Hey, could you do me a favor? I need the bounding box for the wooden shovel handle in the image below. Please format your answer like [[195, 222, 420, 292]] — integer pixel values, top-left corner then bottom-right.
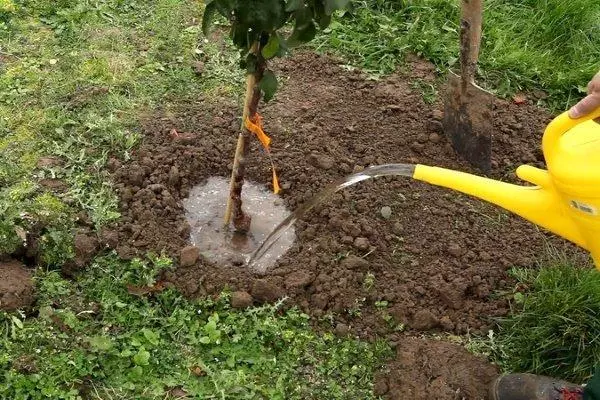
[[459, 0, 483, 84]]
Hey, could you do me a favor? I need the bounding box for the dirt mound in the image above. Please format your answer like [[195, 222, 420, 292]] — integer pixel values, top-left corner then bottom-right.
[[376, 337, 498, 399], [0, 260, 35, 311], [111, 51, 574, 334], [108, 51, 581, 399]]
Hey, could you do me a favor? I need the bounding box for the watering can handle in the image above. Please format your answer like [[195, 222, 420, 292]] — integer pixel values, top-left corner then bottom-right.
[[542, 107, 600, 161]]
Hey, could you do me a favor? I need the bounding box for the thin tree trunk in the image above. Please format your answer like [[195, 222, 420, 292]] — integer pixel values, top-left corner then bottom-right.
[[224, 43, 266, 233]]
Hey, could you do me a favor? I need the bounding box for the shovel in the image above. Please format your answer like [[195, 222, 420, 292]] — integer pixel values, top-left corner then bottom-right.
[[443, 0, 493, 172]]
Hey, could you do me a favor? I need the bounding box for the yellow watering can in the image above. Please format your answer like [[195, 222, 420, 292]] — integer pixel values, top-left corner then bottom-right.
[[413, 108, 600, 268]]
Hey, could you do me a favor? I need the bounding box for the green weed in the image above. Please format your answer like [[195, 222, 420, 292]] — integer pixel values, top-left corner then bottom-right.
[[1, 254, 390, 399], [0, 0, 241, 264]]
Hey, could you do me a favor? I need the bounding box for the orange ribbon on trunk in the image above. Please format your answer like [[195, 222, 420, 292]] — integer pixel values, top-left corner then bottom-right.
[[244, 113, 281, 194]]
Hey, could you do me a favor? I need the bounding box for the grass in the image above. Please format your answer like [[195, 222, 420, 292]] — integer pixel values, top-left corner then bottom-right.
[[1, 253, 390, 399], [3, 0, 600, 396], [0, 2, 392, 398], [474, 261, 600, 383], [0, 0, 241, 265], [315, 0, 600, 110]]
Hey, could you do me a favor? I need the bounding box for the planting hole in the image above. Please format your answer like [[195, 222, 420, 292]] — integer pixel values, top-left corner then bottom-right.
[[183, 176, 295, 271]]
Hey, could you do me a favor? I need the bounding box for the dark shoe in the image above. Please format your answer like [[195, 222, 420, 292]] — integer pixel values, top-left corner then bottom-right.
[[489, 373, 584, 400]]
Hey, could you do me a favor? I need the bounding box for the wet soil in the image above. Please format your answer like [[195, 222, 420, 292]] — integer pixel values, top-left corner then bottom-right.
[[109, 51, 582, 399]]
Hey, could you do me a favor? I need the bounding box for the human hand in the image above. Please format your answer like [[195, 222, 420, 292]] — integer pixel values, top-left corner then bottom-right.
[[569, 70, 600, 119]]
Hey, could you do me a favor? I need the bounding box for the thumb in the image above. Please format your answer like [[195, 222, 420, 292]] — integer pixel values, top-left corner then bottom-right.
[[569, 94, 600, 119]]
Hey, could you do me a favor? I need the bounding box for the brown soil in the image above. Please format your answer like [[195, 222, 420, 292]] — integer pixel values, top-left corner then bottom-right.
[[109, 52, 581, 399], [376, 337, 498, 399], [0, 260, 35, 311]]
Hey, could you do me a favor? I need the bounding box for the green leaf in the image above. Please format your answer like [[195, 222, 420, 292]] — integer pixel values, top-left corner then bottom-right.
[[11, 316, 23, 329], [142, 328, 160, 346], [133, 348, 150, 366], [324, 0, 350, 15], [287, 20, 317, 47], [261, 34, 280, 59], [202, 1, 218, 36], [259, 70, 278, 102], [285, 0, 304, 12], [199, 336, 211, 344], [89, 336, 113, 351]]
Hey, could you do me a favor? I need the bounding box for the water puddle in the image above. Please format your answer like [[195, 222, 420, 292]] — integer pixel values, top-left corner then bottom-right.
[[183, 176, 295, 272]]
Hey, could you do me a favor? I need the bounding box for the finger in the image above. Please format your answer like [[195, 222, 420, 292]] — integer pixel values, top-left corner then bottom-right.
[[569, 94, 600, 119], [589, 80, 599, 95]]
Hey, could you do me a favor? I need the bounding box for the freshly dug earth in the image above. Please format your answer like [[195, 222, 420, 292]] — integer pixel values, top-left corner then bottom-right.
[[375, 337, 498, 399], [109, 52, 579, 399], [0, 260, 35, 311]]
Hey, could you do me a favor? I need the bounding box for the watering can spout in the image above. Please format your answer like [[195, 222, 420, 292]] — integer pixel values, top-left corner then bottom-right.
[[412, 164, 587, 250], [411, 107, 600, 268]]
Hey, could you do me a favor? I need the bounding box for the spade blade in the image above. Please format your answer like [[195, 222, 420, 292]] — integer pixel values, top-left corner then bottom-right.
[[443, 71, 494, 173]]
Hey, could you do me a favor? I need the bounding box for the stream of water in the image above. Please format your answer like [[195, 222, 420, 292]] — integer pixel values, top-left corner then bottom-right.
[[247, 163, 416, 270]]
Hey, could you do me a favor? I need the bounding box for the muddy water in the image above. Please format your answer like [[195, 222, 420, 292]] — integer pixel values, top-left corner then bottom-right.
[[249, 164, 416, 269], [183, 177, 295, 272]]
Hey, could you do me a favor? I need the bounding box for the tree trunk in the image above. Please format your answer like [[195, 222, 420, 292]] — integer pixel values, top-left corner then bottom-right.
[[224, 43, 266, 233]]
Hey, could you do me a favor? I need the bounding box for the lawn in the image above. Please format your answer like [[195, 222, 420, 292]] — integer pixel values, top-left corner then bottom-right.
[[2, 0, 600, 398]]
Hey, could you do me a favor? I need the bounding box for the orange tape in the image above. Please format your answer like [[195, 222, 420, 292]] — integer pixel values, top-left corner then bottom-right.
[[245, 113, 271, 150], [244, 113, 281, 194]]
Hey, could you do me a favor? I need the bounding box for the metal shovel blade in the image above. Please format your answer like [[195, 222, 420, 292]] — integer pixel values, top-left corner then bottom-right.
[[443, 70, 493, 172]]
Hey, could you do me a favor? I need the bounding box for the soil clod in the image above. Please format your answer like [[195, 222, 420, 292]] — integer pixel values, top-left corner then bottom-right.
[[231, 291, 254, 309], [180, 246, 200, 267], [0, 260, 35, 311]]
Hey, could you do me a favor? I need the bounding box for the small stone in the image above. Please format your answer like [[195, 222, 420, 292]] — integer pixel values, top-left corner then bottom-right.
[[447, 243, 464, 257], [334, 323, 349, 336], [411, 309, 439, 330], [251, 279, 284, 303], [353, 237, 370, 251], [428, 132, 441, 143], [180, 246, 200, 267], [380, 206, 392, 220], [231, 291, 253, 309], [340, 255, 369, 270], [431, 109, 444, 120], [392, 222, 404, 235]]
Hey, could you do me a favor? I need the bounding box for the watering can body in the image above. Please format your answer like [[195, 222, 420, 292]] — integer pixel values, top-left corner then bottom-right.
[[413, 108, 600, 268]]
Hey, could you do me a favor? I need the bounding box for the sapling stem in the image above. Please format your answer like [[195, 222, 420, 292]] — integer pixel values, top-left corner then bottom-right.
[[224, 42, 266, 233]]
